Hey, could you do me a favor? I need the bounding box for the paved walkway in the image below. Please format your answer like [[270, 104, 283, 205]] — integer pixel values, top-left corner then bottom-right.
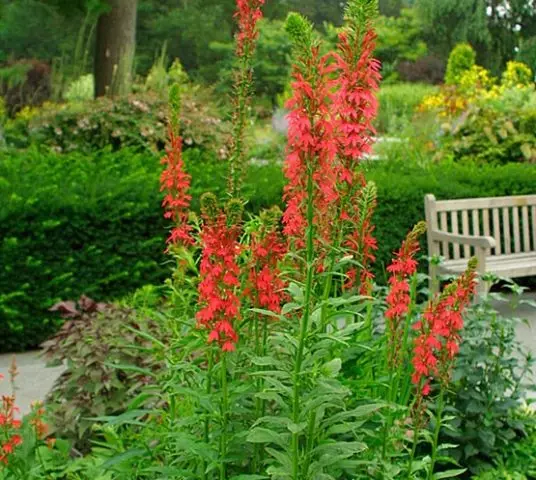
[[0, 351, 64, 414], [1, 293, 536, 414]]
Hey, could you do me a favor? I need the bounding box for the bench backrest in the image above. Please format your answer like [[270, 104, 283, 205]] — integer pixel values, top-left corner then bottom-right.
[[425, 194, 536, 260]]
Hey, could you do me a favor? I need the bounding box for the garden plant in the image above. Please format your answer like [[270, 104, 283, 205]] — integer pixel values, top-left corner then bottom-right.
[[1, 0, 535, 479]]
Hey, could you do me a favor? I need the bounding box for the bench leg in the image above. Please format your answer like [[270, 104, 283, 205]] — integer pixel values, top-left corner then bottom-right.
[[429, 262, 439, 296]]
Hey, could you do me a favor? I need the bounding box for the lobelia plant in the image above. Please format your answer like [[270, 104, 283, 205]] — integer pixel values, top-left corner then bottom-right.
[[129, 0, 483, 479]]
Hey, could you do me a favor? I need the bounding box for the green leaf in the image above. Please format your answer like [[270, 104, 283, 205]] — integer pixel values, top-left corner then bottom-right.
[[100, 448, 146, 469], [321, 358, 342, 378], [247, 428, 288, 447], [434, 469, 466, 479]]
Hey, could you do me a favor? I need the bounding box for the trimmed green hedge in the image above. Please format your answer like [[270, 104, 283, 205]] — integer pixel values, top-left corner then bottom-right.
[[1, 148, 535, 351], [0, 147, 283, 352]]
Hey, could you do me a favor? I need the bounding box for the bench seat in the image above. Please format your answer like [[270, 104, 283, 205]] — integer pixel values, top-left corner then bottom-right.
[[440, 252, 536, 278], [424, 194, 536, 295]]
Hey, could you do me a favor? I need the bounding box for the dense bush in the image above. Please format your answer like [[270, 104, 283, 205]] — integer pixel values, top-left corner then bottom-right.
[[0, 147, 282, 352], [445, 290, 535, 474], [3, 89, 227, 154], [376, 83, 438, 133], [43, 295, 166, 451], [2, 142, 536, 353], [445, 42, 476, 85]]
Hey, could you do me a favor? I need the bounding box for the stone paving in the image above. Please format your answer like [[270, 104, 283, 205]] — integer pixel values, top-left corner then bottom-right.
[[1, 292, 535, 414]]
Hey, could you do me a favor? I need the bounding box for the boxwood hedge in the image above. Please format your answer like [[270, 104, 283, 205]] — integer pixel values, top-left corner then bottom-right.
[[1, 147, 535, 351]]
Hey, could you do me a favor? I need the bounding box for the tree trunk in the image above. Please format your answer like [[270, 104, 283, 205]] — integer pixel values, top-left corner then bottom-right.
[[94, 0, 137, 98]]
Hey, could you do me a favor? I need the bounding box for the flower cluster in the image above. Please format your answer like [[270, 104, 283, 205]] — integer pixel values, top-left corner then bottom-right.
[[248, 207, 287, 313], [160, 124, 193, 248], [283, 15, 337, 253], [385, 222, 426, 368], [234, 0, 265, 58], [0, 383, 22, 466], [196, 195, 242, 352], [411, 258, 478, 397]]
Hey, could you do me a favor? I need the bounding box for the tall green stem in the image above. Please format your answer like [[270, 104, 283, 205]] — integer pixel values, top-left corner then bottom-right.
[[220, 353, 229, 480], [428, 389, 445, 480], [203, 348, 214, 480], [291, 165, 315, 480]]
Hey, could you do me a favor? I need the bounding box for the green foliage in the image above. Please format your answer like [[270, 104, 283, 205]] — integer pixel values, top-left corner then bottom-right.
[[42, 296, 166, 450], [441, 86, 536, 164], [376, 82, 438, 133], [0, 147, 283, 352], [446, 43, 477, 85], [444, 291, 536, 474], [375, 8, 428, 82], [3, 89, 226, 153]]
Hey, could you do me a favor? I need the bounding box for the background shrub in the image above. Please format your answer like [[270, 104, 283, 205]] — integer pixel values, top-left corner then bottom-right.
[[445, 42, 477, 85], [3, 89, 227, 154], [0, 147, 283, 352], [1, 146, 535, 352], [376, 83, 438, 134]]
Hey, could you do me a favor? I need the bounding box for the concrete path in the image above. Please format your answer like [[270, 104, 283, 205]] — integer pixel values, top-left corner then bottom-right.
[[0, 351, 64, 415], [1, 292, 535, 415]]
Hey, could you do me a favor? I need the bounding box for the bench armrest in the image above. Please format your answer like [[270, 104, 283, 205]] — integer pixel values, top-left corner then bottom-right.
[[430, 230, 496, 249]]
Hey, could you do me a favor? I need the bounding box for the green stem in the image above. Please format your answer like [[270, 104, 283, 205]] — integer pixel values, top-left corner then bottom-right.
[[428, 389, 445, 480], [220, 353, 229, 480], [203, 348, 214, 480], [291, 165, 315, 480]]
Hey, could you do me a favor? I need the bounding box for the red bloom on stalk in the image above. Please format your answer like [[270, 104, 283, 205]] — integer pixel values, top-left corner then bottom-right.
[[248, 209, 287, 313], [333, 16, 381, 293], [283, 39, 338, 252], [385, 222, 426, 368], [411, 259, 478, 397], [196, 196, 242, 351], [235, 0, 265, 58], [161, 127, 193, 247]]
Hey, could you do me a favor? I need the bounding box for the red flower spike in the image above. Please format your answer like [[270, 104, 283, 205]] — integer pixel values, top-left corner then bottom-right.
[[411, 259, 478, 401], [385, 222, 426, 369], [248, 209, 287, 315], [196, 212, 242, 351], [160, 126, 193, 248], [283, 42, 339, 258]]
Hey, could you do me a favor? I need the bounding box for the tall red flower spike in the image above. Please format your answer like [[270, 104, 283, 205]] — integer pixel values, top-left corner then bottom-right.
[[235, 0, 265, 58], [283, 16, 338, 253], [0, 375, 22, 467], [385, 222, 427, 368], [248, 207, 287, 313], [334, 4, 381, 293], [196, 195, 242, 352], [411, 258, 478, 398], [228, 0, 265, 197], [160, 88, 193, 248]]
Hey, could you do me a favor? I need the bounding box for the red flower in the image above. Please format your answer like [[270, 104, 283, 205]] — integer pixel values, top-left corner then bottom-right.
[[196, 206, 242, 351], [333, 23, 381, 293], [411, 259, 478, 397], [248, 209, 287, 314], [385, 222, 426, 368], [235, 0, 265, 58], [283, 43, 338, 257], [160, 127, 193, 248]]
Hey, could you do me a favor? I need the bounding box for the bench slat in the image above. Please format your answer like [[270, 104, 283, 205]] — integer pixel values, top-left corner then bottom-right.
[[462, 210, 470, 258], [513, 206, 521, 253], [503, 207, 511, 254], [522, 206, 530, 252], [435, 195, 536, 212], [440, 211, 448, 258], [451, 211, 460, 259], [483, 209, 490, 254], [493, 208, 501, 255]]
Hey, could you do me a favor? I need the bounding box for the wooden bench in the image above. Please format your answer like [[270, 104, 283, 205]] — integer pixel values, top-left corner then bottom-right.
[[425, 194, 536, 295]]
